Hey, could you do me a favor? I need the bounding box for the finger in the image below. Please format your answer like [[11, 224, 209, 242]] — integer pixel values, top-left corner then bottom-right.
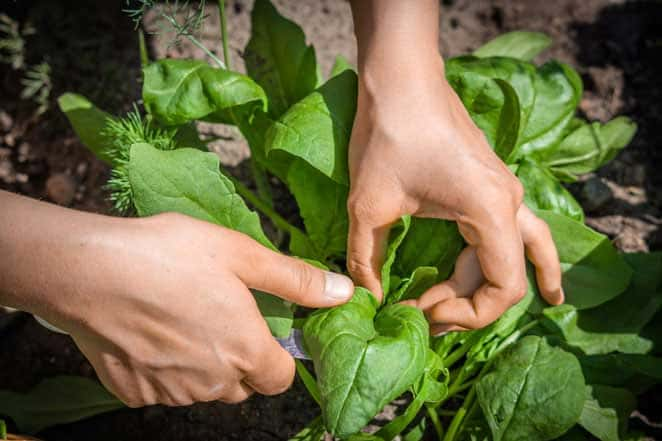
[[411, 247, 484, 311], [242, 334, 295, 397], [430, 211, 527, 329], [346, 211, 391, 302], [217, 381, 254, 404], [431, 323, 468, 336], [234, 235, 354, 308], [518, 206, 564, 305]]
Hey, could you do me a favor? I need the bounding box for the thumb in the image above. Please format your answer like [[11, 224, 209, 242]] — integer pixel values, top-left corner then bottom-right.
[[234, 239, 354, 308]]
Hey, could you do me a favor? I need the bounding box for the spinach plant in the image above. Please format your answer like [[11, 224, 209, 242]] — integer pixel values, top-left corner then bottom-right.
[[2, 2, 659, 440]]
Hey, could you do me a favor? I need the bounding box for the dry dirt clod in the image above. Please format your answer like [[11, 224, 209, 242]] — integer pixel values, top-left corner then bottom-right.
[[581, 176, 613, 211], [46, 173, 77, 206], [0, 110, 13, 132]]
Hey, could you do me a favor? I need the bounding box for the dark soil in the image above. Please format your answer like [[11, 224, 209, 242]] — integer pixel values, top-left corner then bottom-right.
[[1, 1, 661, 440]]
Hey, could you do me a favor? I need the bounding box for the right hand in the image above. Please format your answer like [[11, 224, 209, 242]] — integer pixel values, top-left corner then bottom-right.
[[41, 212, 354, 407]]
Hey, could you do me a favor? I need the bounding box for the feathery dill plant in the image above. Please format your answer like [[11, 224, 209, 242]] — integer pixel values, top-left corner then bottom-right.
[[123, 0, 225, 68], [102, 105, 178, 213]]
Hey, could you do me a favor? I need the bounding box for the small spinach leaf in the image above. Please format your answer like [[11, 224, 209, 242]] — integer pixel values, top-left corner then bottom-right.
[[578, 385, 636, 441], [58, 93, 115, 164], [535, 209, 632, 309], [253, 290, 293, 338], [517, 158, 584, 221], [0, 376, 123, 434], [473, 31, 552, 61], [537, 117, 637, 181]]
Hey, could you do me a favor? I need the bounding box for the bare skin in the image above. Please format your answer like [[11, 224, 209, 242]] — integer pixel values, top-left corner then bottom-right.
[[348, 0, 564, 334], [0, 190, 354, 406]]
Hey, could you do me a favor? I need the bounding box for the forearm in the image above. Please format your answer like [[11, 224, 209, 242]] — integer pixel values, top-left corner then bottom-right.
[[350, 0, 442, 78], [0, 190, 123, 326]]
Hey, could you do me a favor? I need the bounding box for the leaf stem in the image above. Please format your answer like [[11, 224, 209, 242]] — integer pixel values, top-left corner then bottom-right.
[[228, 174, 305, 238], [138, 29, 149, 67], [443, 387, 477, 441], [217, 0, 231, 69], [427, 405, 445, 440]]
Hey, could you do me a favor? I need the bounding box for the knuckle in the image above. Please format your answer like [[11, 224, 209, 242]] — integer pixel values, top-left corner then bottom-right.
[[347, 193, 379, 222], [291, 262, 316, 298], [507, 277, 528, 303]]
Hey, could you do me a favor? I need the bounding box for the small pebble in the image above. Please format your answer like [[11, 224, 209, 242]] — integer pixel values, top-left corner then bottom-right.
[[581, 176, 613, 212], [46, 173, 77, 206]]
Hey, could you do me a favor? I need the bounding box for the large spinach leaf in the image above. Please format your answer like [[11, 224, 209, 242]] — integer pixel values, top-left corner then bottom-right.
[[265, 70, 357, 185], [476, 335, 585, 441], [303, 288, 428, 438], [244, 0, 318, 118], [142, 59, 267, 126], [127, 142, 273, 248]]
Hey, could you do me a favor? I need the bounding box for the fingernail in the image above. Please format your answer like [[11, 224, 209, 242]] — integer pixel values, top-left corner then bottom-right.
[[323, 272, 354, 301], [433, 331, 449, 337], [558, 287, 565, 304]]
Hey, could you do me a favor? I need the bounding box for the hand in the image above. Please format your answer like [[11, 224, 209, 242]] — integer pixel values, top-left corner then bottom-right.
[[346, 23, 562, 332], [0, 192, 354, 406]]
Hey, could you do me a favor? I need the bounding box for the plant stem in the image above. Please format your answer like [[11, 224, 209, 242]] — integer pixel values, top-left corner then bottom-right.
[[217, 0, 231, 69], [138, 29, 149, 67], [427, 405, 444, 440], [228, 174, 305, 238], [443, 387, 476, 441], [160, 12, 226, 69]]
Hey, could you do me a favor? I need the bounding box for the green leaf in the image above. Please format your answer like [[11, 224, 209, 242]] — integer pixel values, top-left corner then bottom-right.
[[295, 360, 321, 406], [265, 70, 358, 185], [58, 93, 115, 164], [541, 304, 652, 355], [476, 335, 585, 441], [445, 57, 582, 162], [0, 376, 123, 434], [330, 55, 354, 78], [578, 353, 662, 392], [393, 218, 464, 282], [578, 385, 636, 441], [128, 143, 272, 248], [303, 288, 429, 438], [513, 61, 582, 160], [535, 209, 632, 309], [289, 415, 325, 441], [142, 59, 267, 126], [517, 158, 584, 221], [389, 266, 439, 304], [253, 290, 293, 338], [575, 252, 662, 338], [376, 351, 447, 441], [287, 160, 349, 261], [244, 0, 318, 118], [493, 79, 521, 160], [474, 31, 553, 61], [381, 216, 412, 298], [0, 418, 6, 439], [537, 117, 637, 180]]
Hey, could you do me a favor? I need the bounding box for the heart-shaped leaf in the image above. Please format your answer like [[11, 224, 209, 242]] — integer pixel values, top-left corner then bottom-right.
[[303, 288, 429, 438]]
